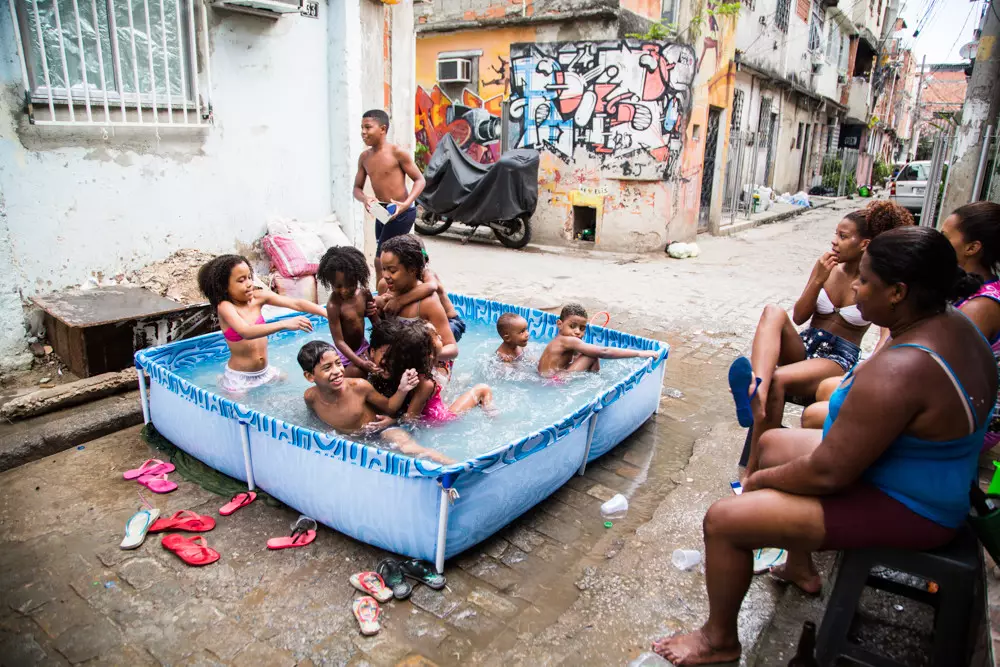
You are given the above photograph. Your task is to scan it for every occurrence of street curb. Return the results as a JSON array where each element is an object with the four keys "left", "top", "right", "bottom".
[
  {"left": 717, "top": 197, "right": 837, "bottom": 236},
  {"left": 0, "top": 391, "right": 143, "bottom": 472}
]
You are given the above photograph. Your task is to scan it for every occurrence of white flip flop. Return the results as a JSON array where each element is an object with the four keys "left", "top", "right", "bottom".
[
  {"left": 120, "top": 507, "right": 160, "bottom": 550},
  {"left": 753, "top": 547, "right": 787, "bottom": 574}
]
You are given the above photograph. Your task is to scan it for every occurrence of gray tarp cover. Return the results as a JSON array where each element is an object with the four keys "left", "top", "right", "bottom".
[{"left": 417, "top": 135, "right": 539, "bottom": 223}]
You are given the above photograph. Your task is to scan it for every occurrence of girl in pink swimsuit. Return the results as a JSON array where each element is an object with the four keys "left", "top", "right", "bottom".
[
  {"left": 381, "top": 320, "right": 496, "bottom": 425},
  {"left": 198, "top": 255, "right": 328, "bottom": 394}
]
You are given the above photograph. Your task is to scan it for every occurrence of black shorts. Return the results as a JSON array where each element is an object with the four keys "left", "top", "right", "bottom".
[{"left": 375, "top": 203, "right": 416, "bottom": 257}]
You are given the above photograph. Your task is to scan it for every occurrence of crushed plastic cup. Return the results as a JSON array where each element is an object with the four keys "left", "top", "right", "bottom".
[
  {"left": 672, "top": 548, "right": 702, "bottom": 571},
  {"left": 601, "top": 493, "right": 629, "bottom": 519},
  {"left": 628, "top": 652, "right": 671, "bottom": 666}
]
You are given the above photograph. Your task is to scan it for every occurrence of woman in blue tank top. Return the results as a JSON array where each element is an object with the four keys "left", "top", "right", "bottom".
[{"left": 655, "top": 227, "right": 998, "bottom": 666}]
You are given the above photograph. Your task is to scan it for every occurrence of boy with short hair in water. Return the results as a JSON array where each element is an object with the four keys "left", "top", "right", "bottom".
[
  {"left": 298, "top": 341, "right": 455, "bottom": 465},
  {"left": 353, "top": 109, "right": 426, "bottom": 285},
  {"left": 537, "top": 304, "right": 657, "bottom": 375},
  {"left": 496, "top": 313, "right": 530, "bottom": 362}
]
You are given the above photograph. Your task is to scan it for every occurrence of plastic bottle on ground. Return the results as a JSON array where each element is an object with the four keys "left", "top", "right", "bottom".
[{"left": 601, "top": 494, "right": 629, "bottom": 519}]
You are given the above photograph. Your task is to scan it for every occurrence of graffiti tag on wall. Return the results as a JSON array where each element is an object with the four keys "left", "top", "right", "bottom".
[
  {"left": 415, "top": 85, "right": 504, "bottom": 165},
  {"left": 509, "top": 41, "right": 696, "bottom": 180}
]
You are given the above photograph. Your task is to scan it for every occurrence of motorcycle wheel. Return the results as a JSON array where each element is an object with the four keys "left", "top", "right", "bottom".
[
  {"left": 491, "top": 216, "right": 532, "bottom": 249},
  {"left": 414, "top": 211, "right": 452, "bottom": 236}
]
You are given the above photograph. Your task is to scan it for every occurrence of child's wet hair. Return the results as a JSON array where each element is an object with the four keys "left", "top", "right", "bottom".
[
  {"left": 380, "top": 235, "right": 426, "bottom": 274},
  {"left": 369, "top": 318, "right": 403, "bottom": 351},
  {"left": 297, "top": 340, "right": 337, "bottom": 373},
  {"left": 414, "top": 235, "right": 431, "bottom": 264},
  {"left": 382, "top": 319, "right": 434, "bottom": 391},
  {"left": 363, "top": 109, "right": 390, "bottom": 130},
  {"left": 197, "top": 254, "right": 252, "bottom": 307},
  {"left": 317, "top": 245, "right": 370, "bottom": 290},
  {"left": 559, "top": 303, "right": 588, "bottom": 321},
  {"left": 497, "top": 312, "right": 523, "bottom": 336}
]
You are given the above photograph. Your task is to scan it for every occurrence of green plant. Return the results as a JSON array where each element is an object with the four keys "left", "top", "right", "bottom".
[
  {"left": 627, "top": 2, "right": 740, "bottom": 42},
  {"left": 873, "top": 158, "right": 892, "bottom": 187},
  {"left": 414, "top": 142, "right": 430, "bottom": 172}
]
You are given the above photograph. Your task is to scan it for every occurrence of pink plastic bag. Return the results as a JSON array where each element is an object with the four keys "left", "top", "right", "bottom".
[{"left": 262, "top": 235, "right": 318, "bottom": 278}]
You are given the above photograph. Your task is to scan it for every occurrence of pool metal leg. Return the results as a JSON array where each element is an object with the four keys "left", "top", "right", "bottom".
[
  {"left": 578, "top": 413, "right": 600, "bottom": 476},
  {"left": 434, "top": 487, "right": 450, "bottom": 574},
  {"left": 239, "top": 422, "right": 256, "bottom": 491},
  {"left": 137, "top": 371, "right": 151, "bottom": 425}
]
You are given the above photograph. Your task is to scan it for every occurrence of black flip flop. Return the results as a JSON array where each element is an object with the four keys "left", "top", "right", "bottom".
[
  {"left": 376, "top": 558, "right": 413, "bottom": 600},
  {"left": 399, "top": 558, "right": 447, "bottom": 590}
]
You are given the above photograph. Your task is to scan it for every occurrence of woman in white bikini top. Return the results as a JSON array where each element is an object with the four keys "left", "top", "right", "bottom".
[{"left": 815, "top": 288, "right": 870, "bottom": 327}]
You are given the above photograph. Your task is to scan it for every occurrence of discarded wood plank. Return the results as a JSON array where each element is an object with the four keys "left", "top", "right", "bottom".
[{"left": 0, "top": 369, "right": 138, "bottom": 421}]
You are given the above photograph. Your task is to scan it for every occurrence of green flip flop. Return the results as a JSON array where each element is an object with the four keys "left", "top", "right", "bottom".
[
  {"left": 400, "top": 558, "right": 447, "bottom": 590},
  {"left": 376, "top": 558, "right": 413, "bottom": 600}
]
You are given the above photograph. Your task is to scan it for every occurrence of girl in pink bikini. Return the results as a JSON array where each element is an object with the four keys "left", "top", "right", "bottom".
[
  {"left": 198, "top": 255, "right": 328, "bottom": 394},
  {"left": 383, "top": 320, "right": 495, "bottom": 424}
]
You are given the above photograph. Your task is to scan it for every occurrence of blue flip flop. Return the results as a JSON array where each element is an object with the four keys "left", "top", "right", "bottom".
[{"left": 728, "top": 357, "right": 761, "bottom": 428}]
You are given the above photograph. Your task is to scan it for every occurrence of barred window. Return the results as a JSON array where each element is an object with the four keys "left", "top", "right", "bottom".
[
  {"left": 808, "top": 0, "right": 825, "bottom": 51},
  {"left": 731, "top": 89, "right": 744, "bottom": 131},
  {"left": 775, "top": 0, "right": 791, "bottom": 33}
]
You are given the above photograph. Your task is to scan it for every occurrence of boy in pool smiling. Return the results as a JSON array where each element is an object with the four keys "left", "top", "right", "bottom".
[
  {"left": 537, "top": 303, "right": 657, "bottom": 375},
  {"left": 495, "top": 313, "right": 530, "bottom": 362},
  {"left": 298, "top": 341, "right": 455, "bottom": 464}
]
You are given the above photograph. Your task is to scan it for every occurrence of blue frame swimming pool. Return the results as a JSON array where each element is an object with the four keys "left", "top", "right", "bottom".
[{"left": 135, "top": 294, "right": 669, "bottom": 571}]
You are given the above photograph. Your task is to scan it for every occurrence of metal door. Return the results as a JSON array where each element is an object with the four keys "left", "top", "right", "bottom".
[{"left": 699, "top": 107, "right": 723, "bottom": 232}]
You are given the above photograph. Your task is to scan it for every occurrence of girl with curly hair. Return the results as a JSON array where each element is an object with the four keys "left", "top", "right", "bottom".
[
  {"left": 729, "top": 200, "right": 914, "bottom": 477},
  {"left": 197, "top": 254, "right": 327, "bottom": 394},
  {"left": 317, "top": 245, "right": 379, "bottom": 379}
]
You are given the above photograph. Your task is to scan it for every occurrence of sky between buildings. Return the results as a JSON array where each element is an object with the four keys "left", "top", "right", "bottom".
[{"left": 897, "top": 0, "right": 987, "bottom": 64}]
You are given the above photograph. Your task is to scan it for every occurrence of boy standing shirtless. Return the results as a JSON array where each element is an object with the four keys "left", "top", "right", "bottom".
[{"left": 353, "top": 109, "right": 426, "bottom": 285}]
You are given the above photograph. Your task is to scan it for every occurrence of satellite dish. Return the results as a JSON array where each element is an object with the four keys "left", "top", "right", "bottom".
[{"left": 959, "top": 41, "right": 978, "bottom": 60}]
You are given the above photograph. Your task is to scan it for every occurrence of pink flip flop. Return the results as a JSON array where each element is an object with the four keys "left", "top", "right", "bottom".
[
  {"left": 136, "top": 473, "right": 178, "bottom": 494},
  {"left": 352, "top": 596, "right": 381, "bottom": 636},
  {"left": 267, "top": 516, "right": 317, "bottom": 550},
  {"left": 219, "top": 491, "right": 256, "bottom": 516},
  {"left": 350, "top": 571, "right": 393, "bottom": 603},
  {"left": 123, "top": 458, "right": 175, "bottom": 480}
]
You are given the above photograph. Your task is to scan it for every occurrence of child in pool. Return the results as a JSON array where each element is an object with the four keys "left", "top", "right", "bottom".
[
  {"left": 496, "top": 313, "right": 530, "bottom": 362},
  {"left": 198, "top": 254, "right": 327, "bottom": 394},
  {"left": 384, "top": 320, "right": 495, "bottom": 424},
  {"left": 378, "top": 235, "right": 459, "bottom": 362},
  {"left": 376, "top": 237, "right": 466, "bottom": 342},
  {"left": 317, "top": 245, "right": 379, "bottom": 379},
  {"left": 366, "top": 318, "right": 403, "bottom": 397},
  {"left": 537, "top": 303, "right": 657, "bottom": 375},
  {"left": 298, "top": 341, "right": 455, "bottom": 465}
]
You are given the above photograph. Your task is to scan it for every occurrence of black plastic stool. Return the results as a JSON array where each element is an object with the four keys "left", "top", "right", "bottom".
[{"left": 815, "top": 524, "right": 984, "bottom": 667}]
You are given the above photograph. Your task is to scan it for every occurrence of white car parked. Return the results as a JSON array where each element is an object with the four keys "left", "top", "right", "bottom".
[{"left": 889, "top": 161, "right": 931, "bottom": 213}]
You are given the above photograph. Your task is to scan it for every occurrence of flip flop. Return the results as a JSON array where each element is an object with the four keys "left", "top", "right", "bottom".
[
  {"left": 149, "top": 510, "right": 216, "bottom": 533},
  {"left": 376, "top": 558, "right": 413, "bottom": 600},
  {"left": 161, "top": 534, "right": 220, "bottom": 566},
  {"left": 136, "top": 473, "right": 177, "bottom": 494},
  {"left": 267, "top": 516, "right": 317, "bottom": 550},
  {"left": 754, "top": 548, "right": 788, "bottom": 574},
  {"left": 120, "top": 507, "right": 160, "bottom": 550},
  {"left": 730, "top": 480, "right": 744, "bottom": 495},
  {"left": 352, "top": 596, "right": 381, "bottom": 636},
  {"left": 399, "top": 558, "right": 447, "bottom": 590},
  {"left": 350, "top": 571, "right": 393, "bottom": 603},
  {"left": 728, "top": 357, "right": 761, "bottom": 428},
  {"left": 123, "top": 458, "right": 175, "bottom": 481},
  {"left": 219, "top": 491, "right": 256, "bottom": 516}
]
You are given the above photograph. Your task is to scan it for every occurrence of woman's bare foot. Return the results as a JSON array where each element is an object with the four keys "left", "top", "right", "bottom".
[
  {"left": 652, "top": 629, "right": 741, "bottom": 665},
  {"left": 769, "top": 562, "right": 822, "bottom": 595}
]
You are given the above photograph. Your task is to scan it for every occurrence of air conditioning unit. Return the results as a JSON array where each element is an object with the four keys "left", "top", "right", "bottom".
[
  {"left": 812, "top": 62, "right": 824, "bottom": 74},
  {"left": 437, "top": 58, "right": 472, "bottom": 83},
  {"left": 213, "top": 0, "right": 301, "bottom": 18}
]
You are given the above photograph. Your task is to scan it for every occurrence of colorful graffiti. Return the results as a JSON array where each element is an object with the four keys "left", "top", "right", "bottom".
[
  {"left": 415, "top": 85, "right": 504, "bottom": 165},
  {"left": 508, "top": 41, "right": 697, "bottom": 179}
]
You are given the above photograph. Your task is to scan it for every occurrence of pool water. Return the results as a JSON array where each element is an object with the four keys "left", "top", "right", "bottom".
[{"left": 173, "top": 321, "right": 646, "bottom": 461}]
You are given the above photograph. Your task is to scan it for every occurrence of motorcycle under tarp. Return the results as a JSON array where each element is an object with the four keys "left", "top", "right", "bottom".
[{"left": 417, "top": 135, "right": 539, "bottom": 223}]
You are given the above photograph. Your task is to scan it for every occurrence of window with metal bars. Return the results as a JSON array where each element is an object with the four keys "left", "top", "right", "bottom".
[
  {"left": 731, "top": 89, "right": 744, "bottom": 131},
  {"left": 9, "top": 0, "right": 212, "bottom": 127},
  {"left": 775, "top": 0, "right": 790, "bottom": 33},
  {"left": 808, "top": 0, "right": 825, "bottom": 51}
]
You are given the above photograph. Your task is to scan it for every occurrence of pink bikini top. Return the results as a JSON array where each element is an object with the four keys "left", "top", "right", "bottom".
[{"left": 223, "top": 315, "right": 265, "bottom": 343}]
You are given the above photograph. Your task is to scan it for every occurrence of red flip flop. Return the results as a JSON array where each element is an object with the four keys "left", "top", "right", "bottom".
[
  {"left": 219, "top": 491, "right": 256, "bottom": 516},
  {"left": 136, "top": 474, "right": 177, "bottom": 494},
  {"left": 149, "top": 510, "right": 216, "bottom": 533},
  {"left": 123, "top": 458, "right": 175, "bottom": 480},
  {"left": 161, "top": 534, "right": 220, "bottom": 566},
  {"left": 267, "top": 516, "right": 317, "bottom": 550}
]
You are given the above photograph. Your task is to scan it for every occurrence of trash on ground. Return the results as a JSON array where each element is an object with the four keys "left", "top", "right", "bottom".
[
  {"left": 672, "top": 548, "right": 701, "bottom": 571},
  {"left": 628, "top": 652, "right": 672, "bottom": 666},
  {"left": 601, "top": 493, "right": 629, "bottom": 519},
  {"left": 666, "top": 242, "right": 700, "bottom": 259}
]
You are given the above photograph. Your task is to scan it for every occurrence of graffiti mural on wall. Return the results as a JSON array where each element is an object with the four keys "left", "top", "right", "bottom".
[
  {"left": 415, "top": 85, "right": 504, "bottom": 164},
  {"left": 509, "top": 41, "right": 697, "bottom": 179}
]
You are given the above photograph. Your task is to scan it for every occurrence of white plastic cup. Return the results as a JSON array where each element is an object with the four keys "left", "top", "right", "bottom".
[
  {"left": 672, "top": 548, "right": 702, "bottom": 571},
  {"left": 600, "top": 493, "right": 629, "bottom": 519}
]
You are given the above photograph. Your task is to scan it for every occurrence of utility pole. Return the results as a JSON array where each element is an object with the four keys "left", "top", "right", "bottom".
[
  {"left": 906, "top": 55, "right": 927, "bottom": 160},
  {"left": 940, "top": 0, "right": 1000, "bottom": 212}
]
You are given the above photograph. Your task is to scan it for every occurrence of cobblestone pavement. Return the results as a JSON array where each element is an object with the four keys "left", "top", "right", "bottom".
[{"left": 0, "top": 202, "right": 855, "bottom": 667}]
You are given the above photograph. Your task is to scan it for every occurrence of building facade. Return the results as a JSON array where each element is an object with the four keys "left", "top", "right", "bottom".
[
  {"left": 414, "top": 0, "right": 741, "bottom": 250},
  {"left": 0, "top": 0, "right": 415, "bottom": 368}
]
